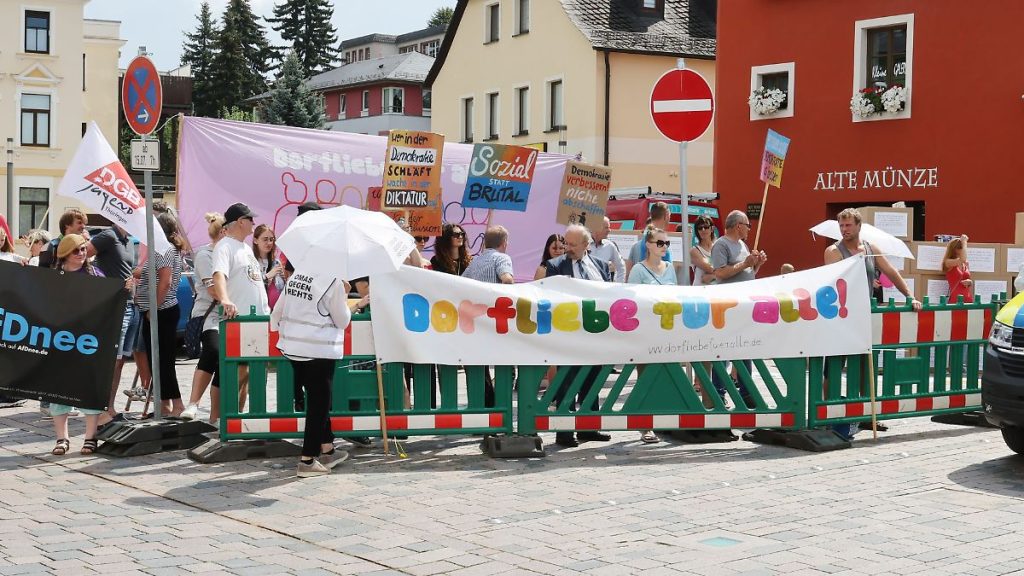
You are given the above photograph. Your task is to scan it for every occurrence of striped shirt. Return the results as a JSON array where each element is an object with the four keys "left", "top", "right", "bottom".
[
  {"left": 461, "top": 249, "right": 513, "bottom": 284},
  {"left": 138, "top": 247, "right": 182, "bottom": 311}
]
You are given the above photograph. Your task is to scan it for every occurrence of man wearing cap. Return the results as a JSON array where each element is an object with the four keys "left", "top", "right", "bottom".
[{"left": 212, "top": 203, "right": 269, "bottom": 410}]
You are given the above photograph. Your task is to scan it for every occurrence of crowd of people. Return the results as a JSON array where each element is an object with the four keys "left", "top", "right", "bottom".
[{"left": 0, "top": 199, "right": 1017, "bottom": 472}]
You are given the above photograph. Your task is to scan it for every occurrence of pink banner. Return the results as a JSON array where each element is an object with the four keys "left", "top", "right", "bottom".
[{"left": 178, "top": 117, "right": 571, "bottom": 281}]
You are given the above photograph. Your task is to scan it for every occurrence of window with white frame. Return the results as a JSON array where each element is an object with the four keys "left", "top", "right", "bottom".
[
  {"left": 461, "top": 97, "right": 474, "bottom": 142},
  {"left": 749, "top": 62, "right": 795, "bottom": 120},
  {"left": 515, "top": 0, "right": 530, "bottom": 35},
  {"left": 25, "top": 10, "right": 50, "bottom": 54},
  {"left": 20, "top": 94, "right": 51, "bottom": 147},
  {"left": 486, "top": 92, "right": 499, "bottom": 139},
  {"left": 422, "top": 89, "right": 432, "bottom": 117},
  {"left": 546, "top": 79, "right": 564, "bottom": 131},
  {"left": 485, "top": 2, "right": 500, "bottom": 43},
  {"left": 423, "top": 39, "right": 440, "bottom": 57},
  {"left": 383, "top": 87, "right": 404, "bottom": 114},
  {"left": 19, "top": 188, "right": 48, "bottom": 236},
  {"left": 361, "top": 90, "right": 370, "bottom": 115},
  {"left": 853, "top": 14, "right": 914, "bottom": 121},
  {"left": 399, "top": 45, "right": 415, "bottom": 54},
  {"left": 514, "top": 86, "right": 529, "bottom": 136}
]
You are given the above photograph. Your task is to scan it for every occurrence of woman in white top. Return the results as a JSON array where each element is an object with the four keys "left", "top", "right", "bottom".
[
  {"left": 0, "top": 226, "right": 26, "bottom": 264},
  {"left": 24, "top": 229, "right": 52, "bottom": 266},
  {"left": 689, "top": 215, "right": 716, "bottom": 286}
]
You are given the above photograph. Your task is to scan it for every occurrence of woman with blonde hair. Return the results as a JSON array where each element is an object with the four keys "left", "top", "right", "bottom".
[
  {"left": 180, "top": 213, "right": 227, "bottom": 423},
  {"left": 942, "top": 234, "right": 973, "bottom": 303},
  {"left": 24, "top": 229, "right": 52, "bottom": 266}
]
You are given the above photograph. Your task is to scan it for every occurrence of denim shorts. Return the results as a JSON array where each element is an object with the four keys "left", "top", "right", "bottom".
[{"left": 119, "top": 302, "right": 142, "bottom": 358}]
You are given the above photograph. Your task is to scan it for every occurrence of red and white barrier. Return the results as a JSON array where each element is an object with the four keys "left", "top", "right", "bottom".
[
  {"left": 535, "top": 412, "right": 797, "bottom": 431},
  {"left": 815, "top": 393, "right": 981, "bottom": 420},
  {"left": 224, "top": 320, "right": 375, "bottom": 359},
  {"left": 226, "top": 412, "right": 505, "bottom": 434},
  {"left": 872, "top": 308, "right": 992, "bottom": 346}
]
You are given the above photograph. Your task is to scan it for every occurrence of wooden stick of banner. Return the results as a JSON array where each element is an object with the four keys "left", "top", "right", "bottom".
[
  {"left": 867, "top": 349, "right": 878, "bottom": 441},
  {"left": 753, "top": 181, "right": 770, "bottom": 251},
  {"left": 485, "top": 208, "right": 494, "bottom": 228},
  {"left": 376, "top": 361, "right": 390, "bottom": 455}
]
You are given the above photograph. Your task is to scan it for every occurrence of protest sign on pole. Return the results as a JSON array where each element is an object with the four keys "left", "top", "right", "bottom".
[
  {"left": 462, "top": 143, "right": 538, "bottom": 212},
  {"left": 381, "top": 130, "right": 444, "bottom": 212},
  {"left": 754, "top": 129, "right": 791, "bottom": 250},
  {"left": 0, "top": 265, "right": 127, "bottom": 410},
  {"left": 555, "top": 161, "right": 612, "bottom": 231},
  {"left": 55, "top": 122, "right": 171, "bottom": 254},
  {"left": 369, "top": 186, "right": 442, "bottom": 237},
  {"left": 371, "top": 257, "right": 872, "bottom": 366}
]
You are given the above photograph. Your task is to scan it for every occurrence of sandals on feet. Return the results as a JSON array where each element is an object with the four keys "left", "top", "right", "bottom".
[
  {"left": 641, "top": 431, "right": 660, "bottom": 444},
  {"left": 80, "top": 438, "right": 98, "bottom": 455},
  {"left": 51, "top": 439, "right": 70, "bottom": 456}
]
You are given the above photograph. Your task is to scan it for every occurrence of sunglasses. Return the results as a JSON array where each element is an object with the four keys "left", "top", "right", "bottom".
[
  {"left": 649, "top": 239, "right": 670, "bottom": 248},
  {"left": 414, "top": 236, "right": 429, "bottom": 243},
  {"left": 73, "top": 246, "right": 88, "bottom": 254},
  {"left": 450, "top": 231, "right": 465, "bottom": 238},
  {"left": 696, "top": 224, "right": 711, "bottom": 230}
]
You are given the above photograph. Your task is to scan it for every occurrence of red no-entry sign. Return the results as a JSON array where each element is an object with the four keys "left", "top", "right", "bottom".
[
  {"left": 649, "top": 68, "right": 714, "bottom": 143},
  {"left": 122, "top": 56, "right": 162, "bottom": 136}
]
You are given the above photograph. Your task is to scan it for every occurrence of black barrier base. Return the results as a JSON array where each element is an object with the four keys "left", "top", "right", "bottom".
[
  {"left": 743, "top": 428, "right": 852, "bottom": 452},
  {"left": 482, "top": 434, "right": 545, "bottom": 458},
  {"left": 187, "top": 438, "right": 303, "bottom": 463},
  {"left": 667, "top": 429, "right": 739, "bottom": 443},
  {"left": 96, "top": 420, "right": 218, "bottom": 458},
  {"left": 931, "top": 411, "right": 998, "bottom": 428}
]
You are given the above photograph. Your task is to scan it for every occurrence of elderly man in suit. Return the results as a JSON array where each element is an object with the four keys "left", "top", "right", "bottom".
[{"left": 544, "top": 225, "right": 612, "bottom": 447}]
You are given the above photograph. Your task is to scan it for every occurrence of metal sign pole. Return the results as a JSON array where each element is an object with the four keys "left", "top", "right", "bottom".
[
  {"left": 677, "top": 58, "right": 691, "bottom": 286},
  {"left": 5, "top": 138, "right": 13, "bottom": 235},
  {"left": 142, "top": 131, "right": 161, "bottom": 420}
]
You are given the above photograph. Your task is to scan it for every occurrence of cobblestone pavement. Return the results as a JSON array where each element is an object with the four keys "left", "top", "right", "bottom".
[{"left": 1, "top": 359, "right": 1023, "bottom": 575}]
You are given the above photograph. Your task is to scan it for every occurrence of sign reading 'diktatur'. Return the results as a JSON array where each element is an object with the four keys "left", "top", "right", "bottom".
[
  {"left": 556, "top": 161, "right": 612, "bottom": 231},
  {"left": 461, "top": 143, "right": 538, "bottom": 212},
  {"left": 369, "top": 186, "right": 442, "bottom": 237},
  {"left": 381, "top": 130, "right": 444, "bottom": 211}
]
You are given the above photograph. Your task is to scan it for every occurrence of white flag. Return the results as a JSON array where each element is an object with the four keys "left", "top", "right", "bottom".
[{"left": 56, "top": 122, "right": 171, "bottom": 253}]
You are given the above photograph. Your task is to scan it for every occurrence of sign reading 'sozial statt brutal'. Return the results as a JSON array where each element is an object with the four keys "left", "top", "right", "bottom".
[{"left": 461, "top": 143, "right": 538, "bottom": 212}]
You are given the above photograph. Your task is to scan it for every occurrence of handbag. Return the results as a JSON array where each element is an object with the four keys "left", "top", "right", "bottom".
[{"left": 184, "top": 302, "right": 218, "bottom": 359}]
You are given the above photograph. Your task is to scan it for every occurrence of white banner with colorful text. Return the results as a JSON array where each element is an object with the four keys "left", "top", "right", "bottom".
[{"left": 370, "top": 256, "right": 872, "bottom": 365}]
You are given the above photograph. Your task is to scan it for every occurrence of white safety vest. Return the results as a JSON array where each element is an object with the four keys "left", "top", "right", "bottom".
[{"left": 274, "top": 272, "right": 348, "bottom": 359}]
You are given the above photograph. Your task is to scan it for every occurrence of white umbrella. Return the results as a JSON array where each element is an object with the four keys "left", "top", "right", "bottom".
[
  {"left": 277, "top": 205, "right": 416, "bottom": 279},
  {"left": 809, "top": 220, "right": 914, "bottom": 259}
]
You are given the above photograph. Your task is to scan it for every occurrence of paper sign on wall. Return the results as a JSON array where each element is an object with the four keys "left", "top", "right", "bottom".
[
  {"left": 555, "top": 161, "right": 612, "bottom": 231},
  {"left": 462, "top": 143, "right": 538, "bottom": 212},
  {"left": 759, "top": 129, "right": 791, "bottom": 188},
  {"left": 382, "top": 130, "right": 444, "bottom": 211}
]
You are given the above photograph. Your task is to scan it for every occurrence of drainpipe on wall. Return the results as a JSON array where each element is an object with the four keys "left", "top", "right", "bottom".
[{"left": 603, "top": 49, "right": 611, "bottom": 166}]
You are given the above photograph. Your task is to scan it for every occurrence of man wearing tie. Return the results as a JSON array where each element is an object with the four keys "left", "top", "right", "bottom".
[{"left": 543, "top": 225, "right": 612, "bottom": 447}]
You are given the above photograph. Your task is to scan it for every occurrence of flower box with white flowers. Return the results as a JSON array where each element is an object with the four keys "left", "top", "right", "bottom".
[
  {"left": 850, "top": 84, "right": 907, "bottom": 118},
  {"left": 748, "top": 86, "right": 788, "bottom": 116}
]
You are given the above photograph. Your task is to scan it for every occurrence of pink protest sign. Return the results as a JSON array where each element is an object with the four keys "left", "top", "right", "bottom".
[{"left": 177, "top": 117, "right": 572, "bottom": 281}]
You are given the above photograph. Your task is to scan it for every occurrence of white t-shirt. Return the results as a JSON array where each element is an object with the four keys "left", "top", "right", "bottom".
[{"left": 212, "top": 236, "right": 269, "bottom": 316}]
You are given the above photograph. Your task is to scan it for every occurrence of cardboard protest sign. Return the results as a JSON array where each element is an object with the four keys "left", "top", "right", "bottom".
[
  {"left": 462, "top": 143, "right": 538, "bottom": 212},
  {"left": 556, "top": 161, "right": 612, "bottom": 231},
  {"left": 759, "top": 129, "right": 791, "bottom": 188},
  {"left": 370, "top": 187, "right": 443, "bottom": 237},
  {"left": 382, "top": 130, "right": 444, "bottom": 211}
]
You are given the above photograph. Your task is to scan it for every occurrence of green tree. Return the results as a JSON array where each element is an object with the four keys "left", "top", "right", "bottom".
[
  {"left": 261, "top": 50, "right": 325, "bottom": 129},
  {"left": 208, "top": 0, "right": 273, "bottom": 116},
  {"left": 181, "top": 1, "right": 219, "bottom": 117},
  {"left": 266, "top": 0, "right": 340, "bottom": 75},
  {"left": 221, "top": 106, "right": 254, "bottom": 122},
  {"left": 427, "top": 6, "right": 454, "bottom": 28}
]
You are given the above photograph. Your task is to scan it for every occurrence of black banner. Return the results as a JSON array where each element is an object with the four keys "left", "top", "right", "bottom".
[{"left": 0, "top": 262, "right": 127, "bottom": 410}]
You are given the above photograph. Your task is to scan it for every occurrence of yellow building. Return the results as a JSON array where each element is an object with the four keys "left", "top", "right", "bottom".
[
  {"left": 426, "top": 0, "right": 716, "bottom": 195},
  {"left": 0, "top": 1, "right": 124, "bottom": 237}
]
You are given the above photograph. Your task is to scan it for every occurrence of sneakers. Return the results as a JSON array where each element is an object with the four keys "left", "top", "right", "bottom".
[
  {"left": 123, "top": 386, "right": 148, "bottom": 401},
  {"left": 179, "top": 404, "right": 199, "bottom": 421},
  {"left": 296, "top": 459, "right": 330, "bottom": 478},
  {"left": 319, "top": 449, "right": 350, "bottom": 469},
  {"left": 345, "top": 436, "right": 372, "bottom": 448}
]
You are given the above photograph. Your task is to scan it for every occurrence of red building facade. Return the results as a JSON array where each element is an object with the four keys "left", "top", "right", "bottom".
[{"left": 714, "top": 0, "right": 1024, "bottom": 270}]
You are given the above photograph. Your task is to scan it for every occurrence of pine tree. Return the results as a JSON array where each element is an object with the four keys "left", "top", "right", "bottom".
[
  {"left": 181, "top": 1, "right": 219, "bottom": 117},
  {"left": 427, "top": 6, "right": 454, "bottom": 28},
  {"left": 261, "top": 50, "right": 325, "bottom": 129},
  {"left": 267, "top": 0, "right": 340, "bottom": 75},
  {"left": 207, "top": 0, "right": 274, "bottom": 116}
]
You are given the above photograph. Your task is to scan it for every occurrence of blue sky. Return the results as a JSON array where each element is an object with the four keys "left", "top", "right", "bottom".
[{"left": 84, "top": 0, "right": 456, "bottom": 71}]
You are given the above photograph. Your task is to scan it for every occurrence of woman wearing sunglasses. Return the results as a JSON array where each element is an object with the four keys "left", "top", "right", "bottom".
[
  {"left": 690, "top": 216, "right": 716, "bottom": 286},
  {"left": 627, "top": 227, "right": 677, "bottom": 444},
  {"left": 430, "top": 224, "right": 472, "bottom": 276},
  {"left": 49, "top": 234, "right": 107, "bottom": 455}
]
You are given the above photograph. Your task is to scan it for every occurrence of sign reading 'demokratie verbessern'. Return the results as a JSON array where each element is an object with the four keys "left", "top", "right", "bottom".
[
  {"left": 556, "top": 161, "right": 612, "bottom": 231},
  {"left": 381, "top": 130, "right": 444, "bottom": 211},
  {"left": 461, "top": 143, "right": 538, "bottom": 212}
]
